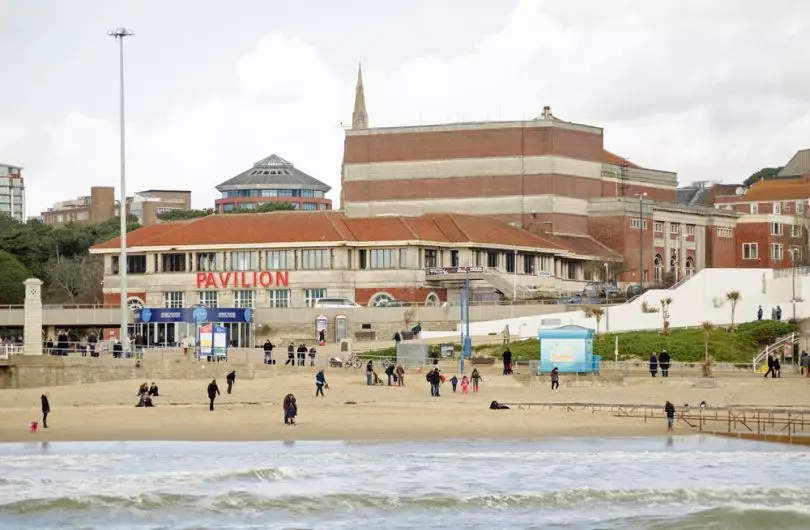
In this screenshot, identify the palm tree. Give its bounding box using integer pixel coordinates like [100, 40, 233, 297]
[591, 307, 605, 335]
[660, 297, 673, 334]
[726, 291, 741, 329]
[701, 321, 715, 363]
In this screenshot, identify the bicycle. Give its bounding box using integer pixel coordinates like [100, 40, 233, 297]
[342, 353, 363, 369]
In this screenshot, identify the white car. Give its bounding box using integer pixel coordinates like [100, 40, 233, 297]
[314, 298, 361, 308]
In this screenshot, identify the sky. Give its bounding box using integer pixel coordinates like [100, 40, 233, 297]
[1, 0, 809, 217]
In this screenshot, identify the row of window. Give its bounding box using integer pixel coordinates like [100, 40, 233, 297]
[220, 201, 326, 212]
[741, 243, 802, 261]
[770, 223, 804, 237]
[114, 250, 337, 274]
[750, 201, 805, 215]
[222, 189, 325, 199]
[165, 288, 328, 309]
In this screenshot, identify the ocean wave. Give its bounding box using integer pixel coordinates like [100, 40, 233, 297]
[620, 506, 810, 530]
[3, 486, 810, 516]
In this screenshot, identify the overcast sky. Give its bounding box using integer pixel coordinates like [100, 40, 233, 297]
[1, 0, 809, 217]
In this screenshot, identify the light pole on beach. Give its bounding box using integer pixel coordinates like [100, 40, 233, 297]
[108, 27, 134, 349]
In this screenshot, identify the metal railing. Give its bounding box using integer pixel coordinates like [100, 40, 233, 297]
[0, 344, 22, 359]
[773, 267, 810, 279]
[752, 332, 796, 372]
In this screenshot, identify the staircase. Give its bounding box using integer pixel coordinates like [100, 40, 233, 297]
[752, 332, 796, 372]
[483, 268, 532, 301]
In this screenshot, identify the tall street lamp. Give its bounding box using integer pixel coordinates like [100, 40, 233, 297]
[108, 27, 134, 348]
[790, 247, 799, 320]
[603, 262, 610, 332]
[637, 193, 648, 292]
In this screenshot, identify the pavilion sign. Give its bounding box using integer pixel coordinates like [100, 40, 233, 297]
[196, 271, 290, 289]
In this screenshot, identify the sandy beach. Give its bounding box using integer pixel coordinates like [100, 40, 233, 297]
[1, 363, 808, 443]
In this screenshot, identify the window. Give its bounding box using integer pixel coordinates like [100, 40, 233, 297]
[654, 221, 664, 233]
[266, 250, 292, 269]
[196, 252, 221, 272]
[450, 250, 459, 267]
[164, 291, 184, 308]
[424, 249, 438, 268]
[400, 248, 408, 268]
[742, 243, 758, 260]
[230, 251, 256, 271]
[790, 247, 802, 262]
[304, 288, 327, 307]
[523, 254, 534, 274]
[505, 252, 516, 274]
[629, 218, 647, 229]
[301, 249, 331, 269]
[302, 202, 317, 211]
[369, 249, 399, 269]
[486, 251, 497, 268]
[750, 203, 758, 214]
[717, 227, 733, 238]
[771, 243, 784, 261]
[267, 289, 290, 308]
[198, 291, 218, 308]
[233, 290, 254, 308]
[772, 222, 783, 236]
[670, 223, 680, 235]
[773, 202, 781, 215]
[797, 201, 805, 214]
[112, 255, 147, 274]
[686, 225, 695, 236]
[162, 253, 186, 272]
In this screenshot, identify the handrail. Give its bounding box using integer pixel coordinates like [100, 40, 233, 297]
[752, 332, 796, 372]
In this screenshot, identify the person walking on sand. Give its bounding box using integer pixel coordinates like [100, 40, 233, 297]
[385, 363, 395, 386]
[471, 368, 482, 393]
[286, 342, 295, 366]
[366, 360, 374, 386]
[503, 348, 512, 375]
[460, 375, 470, 394]
[226, 371, 236, 394]
[659, 349, 671, 378]
[263, 339, 274, 365]
[315, 370, 327, 397]
[207, 379, 220, 411]
[41, 393, 50, 429]
[773, 355, 781, 378]
[395, 363, 405, 387]
[665, 400, 676, 431]
[764, 353, 776, 379]
[283, 394, 297, 425]
[550, 367, 559, 391]
[649, 352, 658, 378]
[450, 375, 459, 392]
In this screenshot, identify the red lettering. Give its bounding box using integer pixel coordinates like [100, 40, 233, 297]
[252, 271, 257, 287]
[240, 271, 248, 287]
[259, 271, 272, 287]
[276, 271, 289, 287]
[218, 272, 232, 288]
[196, 272, 206, 288]
[204, 273, 216, 288]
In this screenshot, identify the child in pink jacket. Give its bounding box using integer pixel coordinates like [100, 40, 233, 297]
[460, 375, 470, 394]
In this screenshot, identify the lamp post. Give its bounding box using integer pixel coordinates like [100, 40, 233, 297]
[108, 27, 134, 349]
[790, 247, 798, 320]
[603, 262, 610, 332]
[637, 193, 647, 291]
[513, 248, 517, 301]
[460, 265, 472, 374]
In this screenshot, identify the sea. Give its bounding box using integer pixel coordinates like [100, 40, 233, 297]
[0, 436, 808, 529]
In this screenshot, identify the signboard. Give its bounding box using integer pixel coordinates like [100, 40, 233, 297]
[213, 325, 228, 357]
[426, 267, 484, 275]
[135, 307, 253, 324]
[196, 271, 289, 289]
[440, 344, 455, 358]
[199, 324, 213, 356]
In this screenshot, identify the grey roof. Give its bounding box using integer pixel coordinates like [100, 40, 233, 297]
[216, 154, 331, 192]
[778, 149, 810, 177]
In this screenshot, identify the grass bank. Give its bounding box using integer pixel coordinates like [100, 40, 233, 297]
[358, 321, 799, 365]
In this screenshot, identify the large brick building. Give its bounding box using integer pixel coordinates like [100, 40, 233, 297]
[342, 69, 738, 284]
[41, 187, 191, 227]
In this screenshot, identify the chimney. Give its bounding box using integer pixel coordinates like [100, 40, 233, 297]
[542, 106, 552, 120]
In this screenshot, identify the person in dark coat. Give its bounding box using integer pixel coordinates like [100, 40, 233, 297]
[148, 382, 159, 397]
[315, 370, 327, 397]
[659, 349, 671, 378]
[757, 305, 763, 321]
[297, 344, 307, 366]
[318, 329, 326, 344]
[665, 401, 676, 431]
[41, 394, 50, 428]
[283, 394, 297, 425]
[113, 340, 123, 359]
[773, 356, 781, 378]
[764, 353, 775, 378]
[366, 360, 374, 386]
[385, 363, 395, 386]
[263, 339, 274, 364]
[776, 306, 782, 321]
[226, 371, 236, 394]
[649, 353, 658, 377]
[207, 380, 220, 411]
[286, 342, 295, 366]
[503, 348, 513, 375]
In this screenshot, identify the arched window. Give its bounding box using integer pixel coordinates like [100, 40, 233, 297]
[670, 255, 677, 273]
[654, 255, 663, 282]
[369, 292, 395, 307]
[127, 297, 145, 311]
[685, 257, 695, 277]
[425, 293, 440, 307]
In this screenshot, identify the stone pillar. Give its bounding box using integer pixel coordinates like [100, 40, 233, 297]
[23, 278, 43, 355]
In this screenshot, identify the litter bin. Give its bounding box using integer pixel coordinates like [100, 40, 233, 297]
[592, 355, 602, 375]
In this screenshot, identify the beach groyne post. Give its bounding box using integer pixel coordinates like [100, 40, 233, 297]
[23, 278, 43, 356]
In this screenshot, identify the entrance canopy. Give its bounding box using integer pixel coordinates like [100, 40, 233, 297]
[134, 307, 253, 324]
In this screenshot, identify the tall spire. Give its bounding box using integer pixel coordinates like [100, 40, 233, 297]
[352, 63, 368, 129]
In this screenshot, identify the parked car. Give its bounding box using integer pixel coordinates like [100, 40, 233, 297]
[625, 285, 649, 298]
[582, 282, 601, 297]
[563, 294, 600, 305]
[314, 298, 361, 308]
[602, 281, 621, 297]
[379, 299, 412, 307]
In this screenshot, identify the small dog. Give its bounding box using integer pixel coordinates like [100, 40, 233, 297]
[30, 421, 38, 433]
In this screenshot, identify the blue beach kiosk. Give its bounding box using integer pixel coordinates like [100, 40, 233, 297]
[538, 325, 600, 374]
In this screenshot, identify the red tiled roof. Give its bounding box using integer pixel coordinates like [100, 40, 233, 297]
[548, 233, 622, 260]
[91, 212, 570, 253]
[742, 175, 810, 201]
[603, 150, 641, 169]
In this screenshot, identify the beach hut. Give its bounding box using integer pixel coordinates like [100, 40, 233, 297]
[538, 325, 597, 374]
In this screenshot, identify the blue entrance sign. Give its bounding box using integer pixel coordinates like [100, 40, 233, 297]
[134, 308, 253, 324]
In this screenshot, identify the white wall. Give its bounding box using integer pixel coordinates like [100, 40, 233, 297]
[421, 268, 809, 339]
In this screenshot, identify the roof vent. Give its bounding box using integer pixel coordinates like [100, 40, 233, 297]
[542, 106, 553, 120]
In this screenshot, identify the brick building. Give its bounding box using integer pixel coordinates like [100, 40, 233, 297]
[41, 187, 190, 227]
[342, 68, 738, 284]
[215, 154, 332, 213]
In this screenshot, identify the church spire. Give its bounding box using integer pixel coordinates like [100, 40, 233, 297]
[352, 63, 368, 129]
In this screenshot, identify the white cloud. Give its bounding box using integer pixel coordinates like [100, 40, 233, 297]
[5, 0, 810, 217]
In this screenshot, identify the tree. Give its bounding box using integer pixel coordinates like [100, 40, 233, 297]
[700, 321, 715, 362]
[158, 208, 214, 221]
[726, 290, 741, 328]
[660, 297, 673, 334]
[591, 307, 605, 334]
[43, 255, 104, 304]
[742, 166, 784, 187]
[0, 250, 30, 304]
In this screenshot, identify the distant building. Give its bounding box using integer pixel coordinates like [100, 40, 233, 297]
[215, 154, 332, 213]
[41, 187, 191, 227]
[0, 163, 25, 222]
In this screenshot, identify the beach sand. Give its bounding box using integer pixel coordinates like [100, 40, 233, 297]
[0, 363, 808, 442]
